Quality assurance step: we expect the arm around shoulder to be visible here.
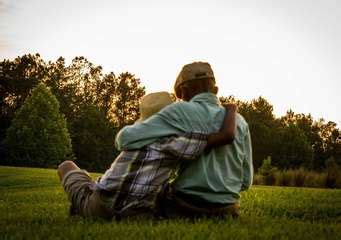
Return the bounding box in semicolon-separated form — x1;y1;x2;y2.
206;104;237;151
115;103;185;151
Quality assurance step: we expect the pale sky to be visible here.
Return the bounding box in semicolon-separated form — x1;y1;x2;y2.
1;0;340;125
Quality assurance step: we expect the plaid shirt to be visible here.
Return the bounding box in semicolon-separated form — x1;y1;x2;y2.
95;132;207;216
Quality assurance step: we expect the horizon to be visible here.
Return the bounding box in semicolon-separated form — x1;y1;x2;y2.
1;0;340;126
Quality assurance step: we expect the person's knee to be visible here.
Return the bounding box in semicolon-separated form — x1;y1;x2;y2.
58;160;80;181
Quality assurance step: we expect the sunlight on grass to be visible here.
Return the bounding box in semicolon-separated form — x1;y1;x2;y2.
0;166;340;239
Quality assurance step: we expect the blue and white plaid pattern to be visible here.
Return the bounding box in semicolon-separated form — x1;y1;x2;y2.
95;133;207;214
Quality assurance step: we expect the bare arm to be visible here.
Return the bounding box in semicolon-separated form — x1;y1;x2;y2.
206;104;237;151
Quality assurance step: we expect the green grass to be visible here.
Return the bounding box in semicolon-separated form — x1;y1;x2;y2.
0;166;340;239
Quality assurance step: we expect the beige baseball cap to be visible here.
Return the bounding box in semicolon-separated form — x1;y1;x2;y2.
139;91;173;121
174;62;215;91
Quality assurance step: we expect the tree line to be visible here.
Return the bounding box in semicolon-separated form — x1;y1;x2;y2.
0;54;145;171
220;96;341;170
0;53;340;172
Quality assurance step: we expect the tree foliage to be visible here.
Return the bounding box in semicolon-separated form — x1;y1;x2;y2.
70;104;118;172
220;96;341;170
2;84;72;167
1;54;145;171
0;54;46;141
0;54;339;172
272;124;313;169
109;72;145;128
257;156;277;185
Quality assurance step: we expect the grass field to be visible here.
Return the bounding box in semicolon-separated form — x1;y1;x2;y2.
0;166;340;239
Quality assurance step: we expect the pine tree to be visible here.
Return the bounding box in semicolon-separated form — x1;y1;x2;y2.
3;84;73;167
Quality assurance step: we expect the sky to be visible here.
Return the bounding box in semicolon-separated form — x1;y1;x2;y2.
0;0;340;125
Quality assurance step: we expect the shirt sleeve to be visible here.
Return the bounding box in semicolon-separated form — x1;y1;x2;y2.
115;103;187;151
148;133;208;160
241;125;254;191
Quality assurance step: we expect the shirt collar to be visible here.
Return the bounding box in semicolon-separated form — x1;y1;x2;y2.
189;92;220;105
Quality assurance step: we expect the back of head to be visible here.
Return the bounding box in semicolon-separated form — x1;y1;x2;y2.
174;62;216;99
139;92;173;121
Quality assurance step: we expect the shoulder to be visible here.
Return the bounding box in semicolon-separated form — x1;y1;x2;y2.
157;101;196;116
236;113;250;133
236;113;247;125
162;101;193;111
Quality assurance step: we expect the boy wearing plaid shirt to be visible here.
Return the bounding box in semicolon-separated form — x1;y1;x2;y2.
58;92;237;220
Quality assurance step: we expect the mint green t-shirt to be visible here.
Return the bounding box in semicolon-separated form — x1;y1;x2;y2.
115;92;253;204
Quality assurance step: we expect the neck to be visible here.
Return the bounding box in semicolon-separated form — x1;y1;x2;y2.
188;91;214;101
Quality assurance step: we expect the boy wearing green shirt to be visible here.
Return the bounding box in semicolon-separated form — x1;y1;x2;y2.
116;62;253;218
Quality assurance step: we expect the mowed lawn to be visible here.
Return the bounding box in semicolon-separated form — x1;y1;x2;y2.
0;166;340;240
